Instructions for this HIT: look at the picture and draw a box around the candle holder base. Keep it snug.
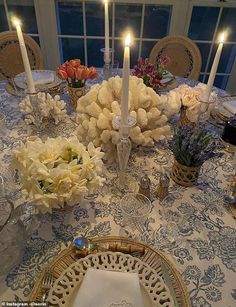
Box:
[100,48,114,80]
[28,92,42,129]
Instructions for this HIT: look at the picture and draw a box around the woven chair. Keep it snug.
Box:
[149,35,202,80]
[0,31,44,80]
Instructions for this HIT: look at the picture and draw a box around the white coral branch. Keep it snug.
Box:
[76,76,173,161]
[19,92,68,125]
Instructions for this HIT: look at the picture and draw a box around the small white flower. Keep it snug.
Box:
[13,136,105,213]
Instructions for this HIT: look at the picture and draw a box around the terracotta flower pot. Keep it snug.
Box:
[171,158,201,187]
[67,85,85,109]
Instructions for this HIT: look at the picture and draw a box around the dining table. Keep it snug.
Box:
[0,75,235,307]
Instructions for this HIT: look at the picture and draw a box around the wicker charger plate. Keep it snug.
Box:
[29,236,190,307]
[47,251,175,306]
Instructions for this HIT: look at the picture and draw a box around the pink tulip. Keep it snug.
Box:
[57,59,99,83]
[75,68,83,80]
[158,55,170,66]
[69,59,81,68]
[88,67,98,79]
[80,67,88,79]
[66,65,75,78]
[57,68,68,80]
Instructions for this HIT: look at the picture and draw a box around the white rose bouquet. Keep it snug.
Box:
[164,83,217,122]
[13,136,105,213]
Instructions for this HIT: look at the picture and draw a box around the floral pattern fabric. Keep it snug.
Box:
[0,79,235,307]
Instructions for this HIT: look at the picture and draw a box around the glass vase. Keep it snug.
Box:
[28,92,42,129]
[100,48,114,80]
[67,85,85,109]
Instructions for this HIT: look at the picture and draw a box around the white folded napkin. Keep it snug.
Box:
[32,72,54,86]
[223,100,236,115]
[72,268,144,307]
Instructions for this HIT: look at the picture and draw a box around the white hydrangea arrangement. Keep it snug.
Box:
[75,76,175,161]
[13,136,105,213]
[19,92,68,125]
[162,83,217,122]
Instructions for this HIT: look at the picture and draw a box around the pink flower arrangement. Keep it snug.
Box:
[133,56,171,91]
[56,59,98,88]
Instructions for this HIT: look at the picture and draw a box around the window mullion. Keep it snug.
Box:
[169,0,189,35]
[112,1,115,65]
[34,0,60,69]
[138,4,145,58]
[202,7,223,83]
[3,0,11,30]
[83,0,88,66]
[226,57,236,94]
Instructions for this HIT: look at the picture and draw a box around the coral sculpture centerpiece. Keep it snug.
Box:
[75,76,179,161]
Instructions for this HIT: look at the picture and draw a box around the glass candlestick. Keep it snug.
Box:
[100,47,114,80]
[112,115,136,190]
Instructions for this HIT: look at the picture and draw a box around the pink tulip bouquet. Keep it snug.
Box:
[57,59,98,88]
[133,56,171,91]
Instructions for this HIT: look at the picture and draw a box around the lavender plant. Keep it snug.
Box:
[170,125,218,166]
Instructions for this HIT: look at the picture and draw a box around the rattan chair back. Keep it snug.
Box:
[149,35,202,80]
[0,31,44,80]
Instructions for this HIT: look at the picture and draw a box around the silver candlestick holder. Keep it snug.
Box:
[100,47,114,80]
[112,115,136,190]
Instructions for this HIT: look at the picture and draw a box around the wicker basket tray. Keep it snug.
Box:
[29,236,191,306]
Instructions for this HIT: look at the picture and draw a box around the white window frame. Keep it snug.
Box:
[183,0,236,93]
[2,0,236,92]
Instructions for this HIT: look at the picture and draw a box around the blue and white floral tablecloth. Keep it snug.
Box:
[0,79,235,307]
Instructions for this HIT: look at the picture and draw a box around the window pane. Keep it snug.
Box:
[60,38,85,64]
[199,74,205,83]
[201,74,229,90]
[218,8,236,42]
[188,6,219,41]
[143,5,171,39]
[7,0,38,33]
[141,41,157,59]
[115,4,142,38]
[31,36,40,47]
[214,75,229,90]
[208,43,236,74]
[196,43,211,72]
[114,39,139,68]
[57,1,83,35]
[0,0,8,31]
[87,39,108,67]
[86,2,111,37]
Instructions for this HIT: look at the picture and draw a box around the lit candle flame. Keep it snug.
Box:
[125,33,131,47]
[219,32,225,43]
[12,17,21,27]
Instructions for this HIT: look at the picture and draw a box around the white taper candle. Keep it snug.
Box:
[104,0,110,63]
[12,17,36,94]
[206,32,225,101]
[121,33,131,127]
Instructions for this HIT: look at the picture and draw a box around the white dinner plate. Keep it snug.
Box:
[47,251,175,307]
[215,96,236,120]
[14,70,62,91]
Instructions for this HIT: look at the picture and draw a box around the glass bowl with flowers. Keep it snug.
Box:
[132,56,174,92]
[13,136,105,213]
[57,59,98,108]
